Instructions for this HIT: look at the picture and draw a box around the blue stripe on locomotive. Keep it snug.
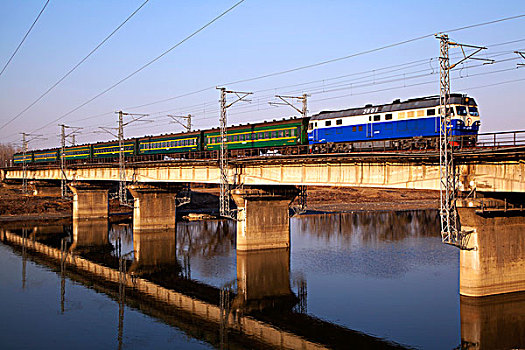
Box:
[308,117,479,143]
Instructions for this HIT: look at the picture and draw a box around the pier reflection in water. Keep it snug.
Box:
[1,209,524,349]
[460,292,525,349]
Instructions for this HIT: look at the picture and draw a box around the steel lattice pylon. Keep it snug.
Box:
[437,34,491,247]
[438,34,459,245]
[118,111,127,204]
[21,133,28,194]
[217,87,252,219]
[218,88,229,218]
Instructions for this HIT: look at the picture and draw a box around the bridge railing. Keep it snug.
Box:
[476,130,525,148]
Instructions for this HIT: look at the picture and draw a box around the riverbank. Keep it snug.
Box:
[0,183,439,222]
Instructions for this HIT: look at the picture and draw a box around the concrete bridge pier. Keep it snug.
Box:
[458,202,525,297]
[68,182,109,220]
[128,183,182,231]
[231,186,298,251]
[233,248,297,312]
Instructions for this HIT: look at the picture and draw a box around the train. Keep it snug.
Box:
[13,93,480,165]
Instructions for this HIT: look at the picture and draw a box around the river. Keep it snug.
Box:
[1,210,523,349]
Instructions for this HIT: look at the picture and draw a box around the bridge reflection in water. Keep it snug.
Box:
[1,210,524,349]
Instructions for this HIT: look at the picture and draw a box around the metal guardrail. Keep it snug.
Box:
[476,130,525,148]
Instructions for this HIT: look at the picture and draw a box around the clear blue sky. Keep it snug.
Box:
[1,0,524,149]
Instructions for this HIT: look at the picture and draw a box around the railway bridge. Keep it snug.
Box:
[1,146,525,297]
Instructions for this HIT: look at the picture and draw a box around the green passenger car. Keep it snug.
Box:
[13,152,33,164]
[138,131,201,155]
[63,145,91,160]
[203,118,308,151]
[33,149,58,163]
[93,140,136,158]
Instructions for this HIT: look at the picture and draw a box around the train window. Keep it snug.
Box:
[279,130,283,137]
[447,107,455,116]
[285,129,290,137]
[352,126,356,132]
[273,131,277,138]
[358,126,363,132]
[233,135,238,141]
[308,123,313,130]
[265,132,269,139]
[373,115,380,121]
[427,109,435,116]
[314,122,317,127]
[468,107,479,116]
[407,111,414,118]
[456,106,468,116]
[336,119,342,125]
[398,112,405,119]
[291,129,296,136]
[368,116,372,122]
[385,113,393,120]
[417,110,425,117]
[325,121,331,126]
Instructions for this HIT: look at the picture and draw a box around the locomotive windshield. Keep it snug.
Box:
[468,106,479,116]
[456,106,468,116]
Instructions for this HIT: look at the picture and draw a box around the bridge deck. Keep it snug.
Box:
[2,146,524,192]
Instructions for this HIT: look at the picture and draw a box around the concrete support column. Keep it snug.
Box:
[231,186,298,251]
[458,206,525,297]
[128,184,182,231]
[68,182,109,219]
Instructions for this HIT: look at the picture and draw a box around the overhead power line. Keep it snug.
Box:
[0,0,151,131]
[0,0,50,78]
[121,14,525,110]
[5,13,523,143]
[29,0,247,134]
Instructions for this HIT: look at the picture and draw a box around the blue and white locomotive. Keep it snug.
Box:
[308,93,480,151]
